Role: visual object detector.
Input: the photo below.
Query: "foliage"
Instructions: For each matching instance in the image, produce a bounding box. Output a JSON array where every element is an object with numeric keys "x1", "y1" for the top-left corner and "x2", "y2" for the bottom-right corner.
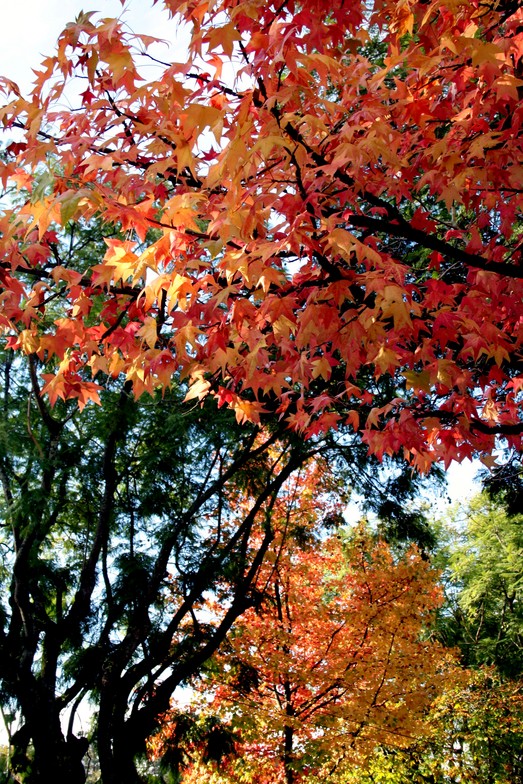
[
  {"x1": 0, "y1": 325, "x2": 317, "y2": 783},
  {"x1": 336, "y1": 491, "x2": 523, "y2": 784},
  {"x1": 0, "y1": 0, "x2": 521, "y2": 470},
  {"x1": 481, "y1": 453, "x2": 523, "y2": 516},
  {"x1": 150, "y1": 490, "x2": 523, "y2": 784},
  {"x1": 439, "y1": 492, "x2": 523, "y2": 676},
  {"x1": 337, "y1": 668, "x2": 523, "y2": 784},
  {"x1": 151, "y1": 522, "x2": 458, "y2": 783},
  {"x1": 1, "y1": 0, "x2": 522, "y2": 780}
]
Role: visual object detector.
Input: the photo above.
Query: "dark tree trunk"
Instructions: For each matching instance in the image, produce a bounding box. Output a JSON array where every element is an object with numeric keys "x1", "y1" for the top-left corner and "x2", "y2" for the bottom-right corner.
[
  {"x1": 11, "y1": 723, "x2": 88, "y2": 784},
  {"x1": 283, "y1": 724, "x2": 295, "y2": 784}
]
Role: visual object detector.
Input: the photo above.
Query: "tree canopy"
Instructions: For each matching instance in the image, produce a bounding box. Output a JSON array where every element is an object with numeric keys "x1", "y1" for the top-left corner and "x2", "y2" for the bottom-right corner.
[
  {"x1": 0, "y1": 0, "x2": 521, "y2": 470},
  {"x1": 441, "y1": 491, "x2": 523, "y2": 675},
  {"x1": 151, "y1": 523, "x2": 457, "y2": 784},
  {"x1": 0, "y1": 341, "x2": 314, "y2": 782},
  {"x1": 149, "y1": 493, "x2": 523, "y2": 784},
  {"x1": 338, "y1": 492, "x2": 523, "y2": 784}
]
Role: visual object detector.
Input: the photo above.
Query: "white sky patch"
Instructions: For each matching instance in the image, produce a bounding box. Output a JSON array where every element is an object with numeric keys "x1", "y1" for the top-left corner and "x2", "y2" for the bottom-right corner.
[
  {"x1": 343, "y1": 457, "x2": 481, "y2": 530},
  {"x1": 445, "y1": 458, "x2": 480, "y2": 503},
  {"x1": 0, "y1": 1, "x2": 186, "y2": 93}
]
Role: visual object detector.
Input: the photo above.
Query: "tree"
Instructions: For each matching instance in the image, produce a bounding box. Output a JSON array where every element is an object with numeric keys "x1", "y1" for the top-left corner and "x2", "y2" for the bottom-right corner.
[
  {"x1": 320, "y1": 490, "x2": 523, "y2": 784},
  {"x1": 0, "y1": 0, "x2": 521, "y2": 469},
  {"x1": 0, "y1": 0, "x2": 521, "y2": 779},
  {"x1": 335, "y1": 491, "x2": 523, "y2": 784},
  {"x1": 332, "y1": 668, "x2": 523, "y2": 784},
  {"x1": 0, "y1": 303, "x2": 315, "y2": 782},
  {"x1": 0, "y1": 207, "x2": 436, "y2": 783},
  {"x1": 151, "y1": 522, "x2": 458, "y2": 784},
  {"x1": 439, "y1": 492, "x2": 523, "y2": 676}
]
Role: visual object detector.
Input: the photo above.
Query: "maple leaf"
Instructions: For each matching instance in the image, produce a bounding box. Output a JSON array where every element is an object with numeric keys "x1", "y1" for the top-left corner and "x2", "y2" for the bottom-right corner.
[
  {"x1": 137, "y1": 317, "x2": 158, "y2": 349},
  {"x1": 184, "y1": 373, "x2": 211, "y2": 403}
]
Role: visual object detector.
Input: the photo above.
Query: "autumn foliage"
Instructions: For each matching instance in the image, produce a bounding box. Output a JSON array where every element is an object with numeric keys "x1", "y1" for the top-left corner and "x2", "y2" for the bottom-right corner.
[
  {"x1": 151, "y1": 522, "x2": 458, "y2": 783},
  {"x1": 0, "y1": 0, "x2": 521, "y2": 471}
]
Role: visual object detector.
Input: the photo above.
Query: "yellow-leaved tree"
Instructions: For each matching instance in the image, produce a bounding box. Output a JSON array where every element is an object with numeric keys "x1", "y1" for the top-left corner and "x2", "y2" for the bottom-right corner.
[{"x1": 151, "y1": 523, "x2": 460, "y2": 783}]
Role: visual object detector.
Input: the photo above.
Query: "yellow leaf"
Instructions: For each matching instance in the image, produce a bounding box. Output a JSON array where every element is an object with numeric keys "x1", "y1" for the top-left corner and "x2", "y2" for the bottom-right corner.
[
  {"x1": 18, "y1": 329, "x2": 39, "y2": 354},
  {"x1": 183, "y1": 103, "x2": 224, "y2": 143},
  {"x1": 373, "y1": 345, "x2": 399, "y2": 374},
  {"x1": 328, "y1": 228, "x2": 356, "y2": 260},
  {"x1": 102, "y1": 239, "x2": 139, "y2": 284},
  {"x1": 184, "y1": 374, "x2": 211, "y2": 402},
  {"x1": 312, "y1": 356, "x2": 332, "y2": 381},
  {"x1": 137, "y1": 317, "x2": 158, "y2": 349},
  {"x1": 403, "y1": 370, "x2": 432, "y2": 393}
]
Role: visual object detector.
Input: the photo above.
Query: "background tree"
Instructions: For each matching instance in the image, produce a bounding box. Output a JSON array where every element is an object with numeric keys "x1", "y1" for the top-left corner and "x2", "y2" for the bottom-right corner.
[
  {"x1": 151, "y1": 490, "x2": 523, "y2": 784},
  {"x1": 322, "y1": 492, "x2": 523, "y2": 784},
  {"x1": 0, "y1": 280, "x2": 313, "y2": 782},
  {"x1": 438, "y1": 492, "x2": 523, "y2": 675},
  {"x1": 334, "y1": 668, "x2": 523, "y2": 784},
  {"x1": 151, "y1": 520, "x2": 458, "y2": 784}
]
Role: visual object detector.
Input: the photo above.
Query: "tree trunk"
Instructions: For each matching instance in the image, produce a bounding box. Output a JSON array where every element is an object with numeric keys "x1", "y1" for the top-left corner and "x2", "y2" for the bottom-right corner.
[
  {"x1": 11, "y1": 722, "x2": 88, "y2": 784},
  {"x1": 283, "y1": 724, "x2": 295, "y2": 784}
]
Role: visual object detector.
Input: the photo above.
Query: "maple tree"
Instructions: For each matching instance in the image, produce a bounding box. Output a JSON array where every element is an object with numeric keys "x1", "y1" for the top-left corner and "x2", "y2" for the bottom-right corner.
[
  {"x1": 0, "y1": 0, "x2": 522, "y2": 780},
  {"x1": 151, "y1": 520, "x2": 458, "y2": 784},
  {"x1": 391, "y1": 668, "x2": 523, "y2": 784},
  {"x1": 335, "y1": 669, "x2": 523, "y2": 784},
  {"x1": 151, "y1": 490, "x2": 523, "y2": 784},
  {"x1": 0, "y1": 0, "x2": 521, "y2": 471}
]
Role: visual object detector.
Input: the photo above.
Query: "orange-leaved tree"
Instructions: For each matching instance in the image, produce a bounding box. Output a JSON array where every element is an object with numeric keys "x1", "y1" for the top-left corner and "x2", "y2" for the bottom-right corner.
[
  {"x1": 151, "y1": 523, "x2": 459, "y2": 784},
  {"x1": 0, "y1": 0, "x2": 522, "y2": 469}
]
